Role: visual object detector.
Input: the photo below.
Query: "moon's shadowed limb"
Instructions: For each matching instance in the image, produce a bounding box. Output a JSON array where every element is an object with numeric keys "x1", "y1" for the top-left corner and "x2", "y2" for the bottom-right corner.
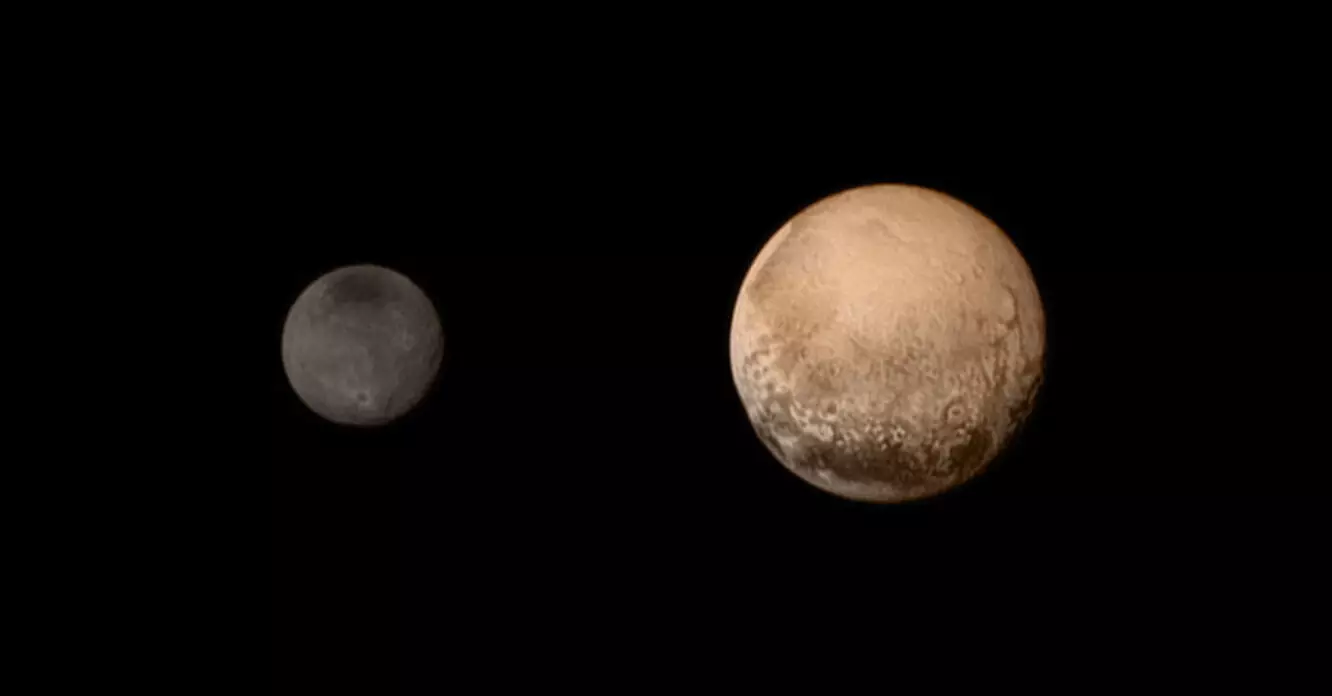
[
  {"x1": 281, "y1": 264, "x2": 444, "y2": 427},
  {"x1": 729, "y1": 184, "x2": 1045, "y2": 503}
]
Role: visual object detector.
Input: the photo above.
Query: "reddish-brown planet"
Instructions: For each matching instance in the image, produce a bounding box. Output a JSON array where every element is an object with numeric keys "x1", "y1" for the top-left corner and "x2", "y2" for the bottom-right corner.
[{"x1": 729, "y1": 184, "x2": 1045, "y2": 502}]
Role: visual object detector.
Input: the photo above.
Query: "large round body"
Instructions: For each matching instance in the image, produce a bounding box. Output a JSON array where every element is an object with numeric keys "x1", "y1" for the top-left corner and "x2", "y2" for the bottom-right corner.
[
  {"x1": 729, "y1": 184, "x2": 1045, "y2": 502},
  {"x1": 281, "y1": 264, "x2": 443, "y2": 426}
]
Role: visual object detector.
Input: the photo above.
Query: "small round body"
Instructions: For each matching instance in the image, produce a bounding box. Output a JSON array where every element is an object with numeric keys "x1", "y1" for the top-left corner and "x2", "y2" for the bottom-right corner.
[
  {"x1": 281, "y1": 264, "x2": 443, "y2": 426},
  {"x1": 729, "y1": 184, "x2": 1045, "y2": 502}
]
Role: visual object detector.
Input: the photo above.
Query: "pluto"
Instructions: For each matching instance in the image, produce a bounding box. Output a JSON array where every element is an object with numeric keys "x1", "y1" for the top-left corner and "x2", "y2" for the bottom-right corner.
[
  {"x1": 281, "y1": 264, "x2": 443, "y2": 426},
  {"x1": 729, "y1": 184, "x2": 1045, "y2": 502}
]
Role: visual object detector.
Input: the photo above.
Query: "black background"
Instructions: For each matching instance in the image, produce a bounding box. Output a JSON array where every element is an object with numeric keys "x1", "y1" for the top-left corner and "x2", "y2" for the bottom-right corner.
[{"x1": 265, "y1": 76, "x2": 1325, "y2": 692}]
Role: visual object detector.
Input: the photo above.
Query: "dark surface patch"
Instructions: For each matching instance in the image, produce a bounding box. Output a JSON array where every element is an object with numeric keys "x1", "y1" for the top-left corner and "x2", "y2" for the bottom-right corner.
[
  {"x1": 778, "y1": 418, "x2": 1000, "y2": 499},
  {"x1": 941, "y1": 425, "x2": 994, "y2": 481},
  {"x1": 326, "y1": 272, "x2": 390, "y2": 307},
  {"x1": 792, "y1": 435, "x2": 927, "y2": 490}
]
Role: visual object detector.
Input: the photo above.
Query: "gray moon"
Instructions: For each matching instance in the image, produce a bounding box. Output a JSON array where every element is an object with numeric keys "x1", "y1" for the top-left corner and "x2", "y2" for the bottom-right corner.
[
  {"x1": 729, "y1": 184, "x2": 1045, "y2": 503},
  {"x1": 281, "y1": 264, "x2": 443, "y2": 426}
]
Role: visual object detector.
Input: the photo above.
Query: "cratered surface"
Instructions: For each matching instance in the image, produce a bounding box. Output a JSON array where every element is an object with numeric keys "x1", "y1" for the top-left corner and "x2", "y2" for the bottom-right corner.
[
  {"x1": 729, "y1": 184, "x2": 1045, "y2": 502},
  {"x1": 281, "y1": 264, "x2": 443, "y2": 426}
]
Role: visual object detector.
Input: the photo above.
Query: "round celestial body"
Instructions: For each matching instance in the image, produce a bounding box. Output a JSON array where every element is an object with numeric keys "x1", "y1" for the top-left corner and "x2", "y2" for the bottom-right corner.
[
  {"x1": 281, "y1": 264, "x2": 443, "y2": 426},
  {"x1": 729, "y1": 184, "x2": 1045, "y2": 503}
]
